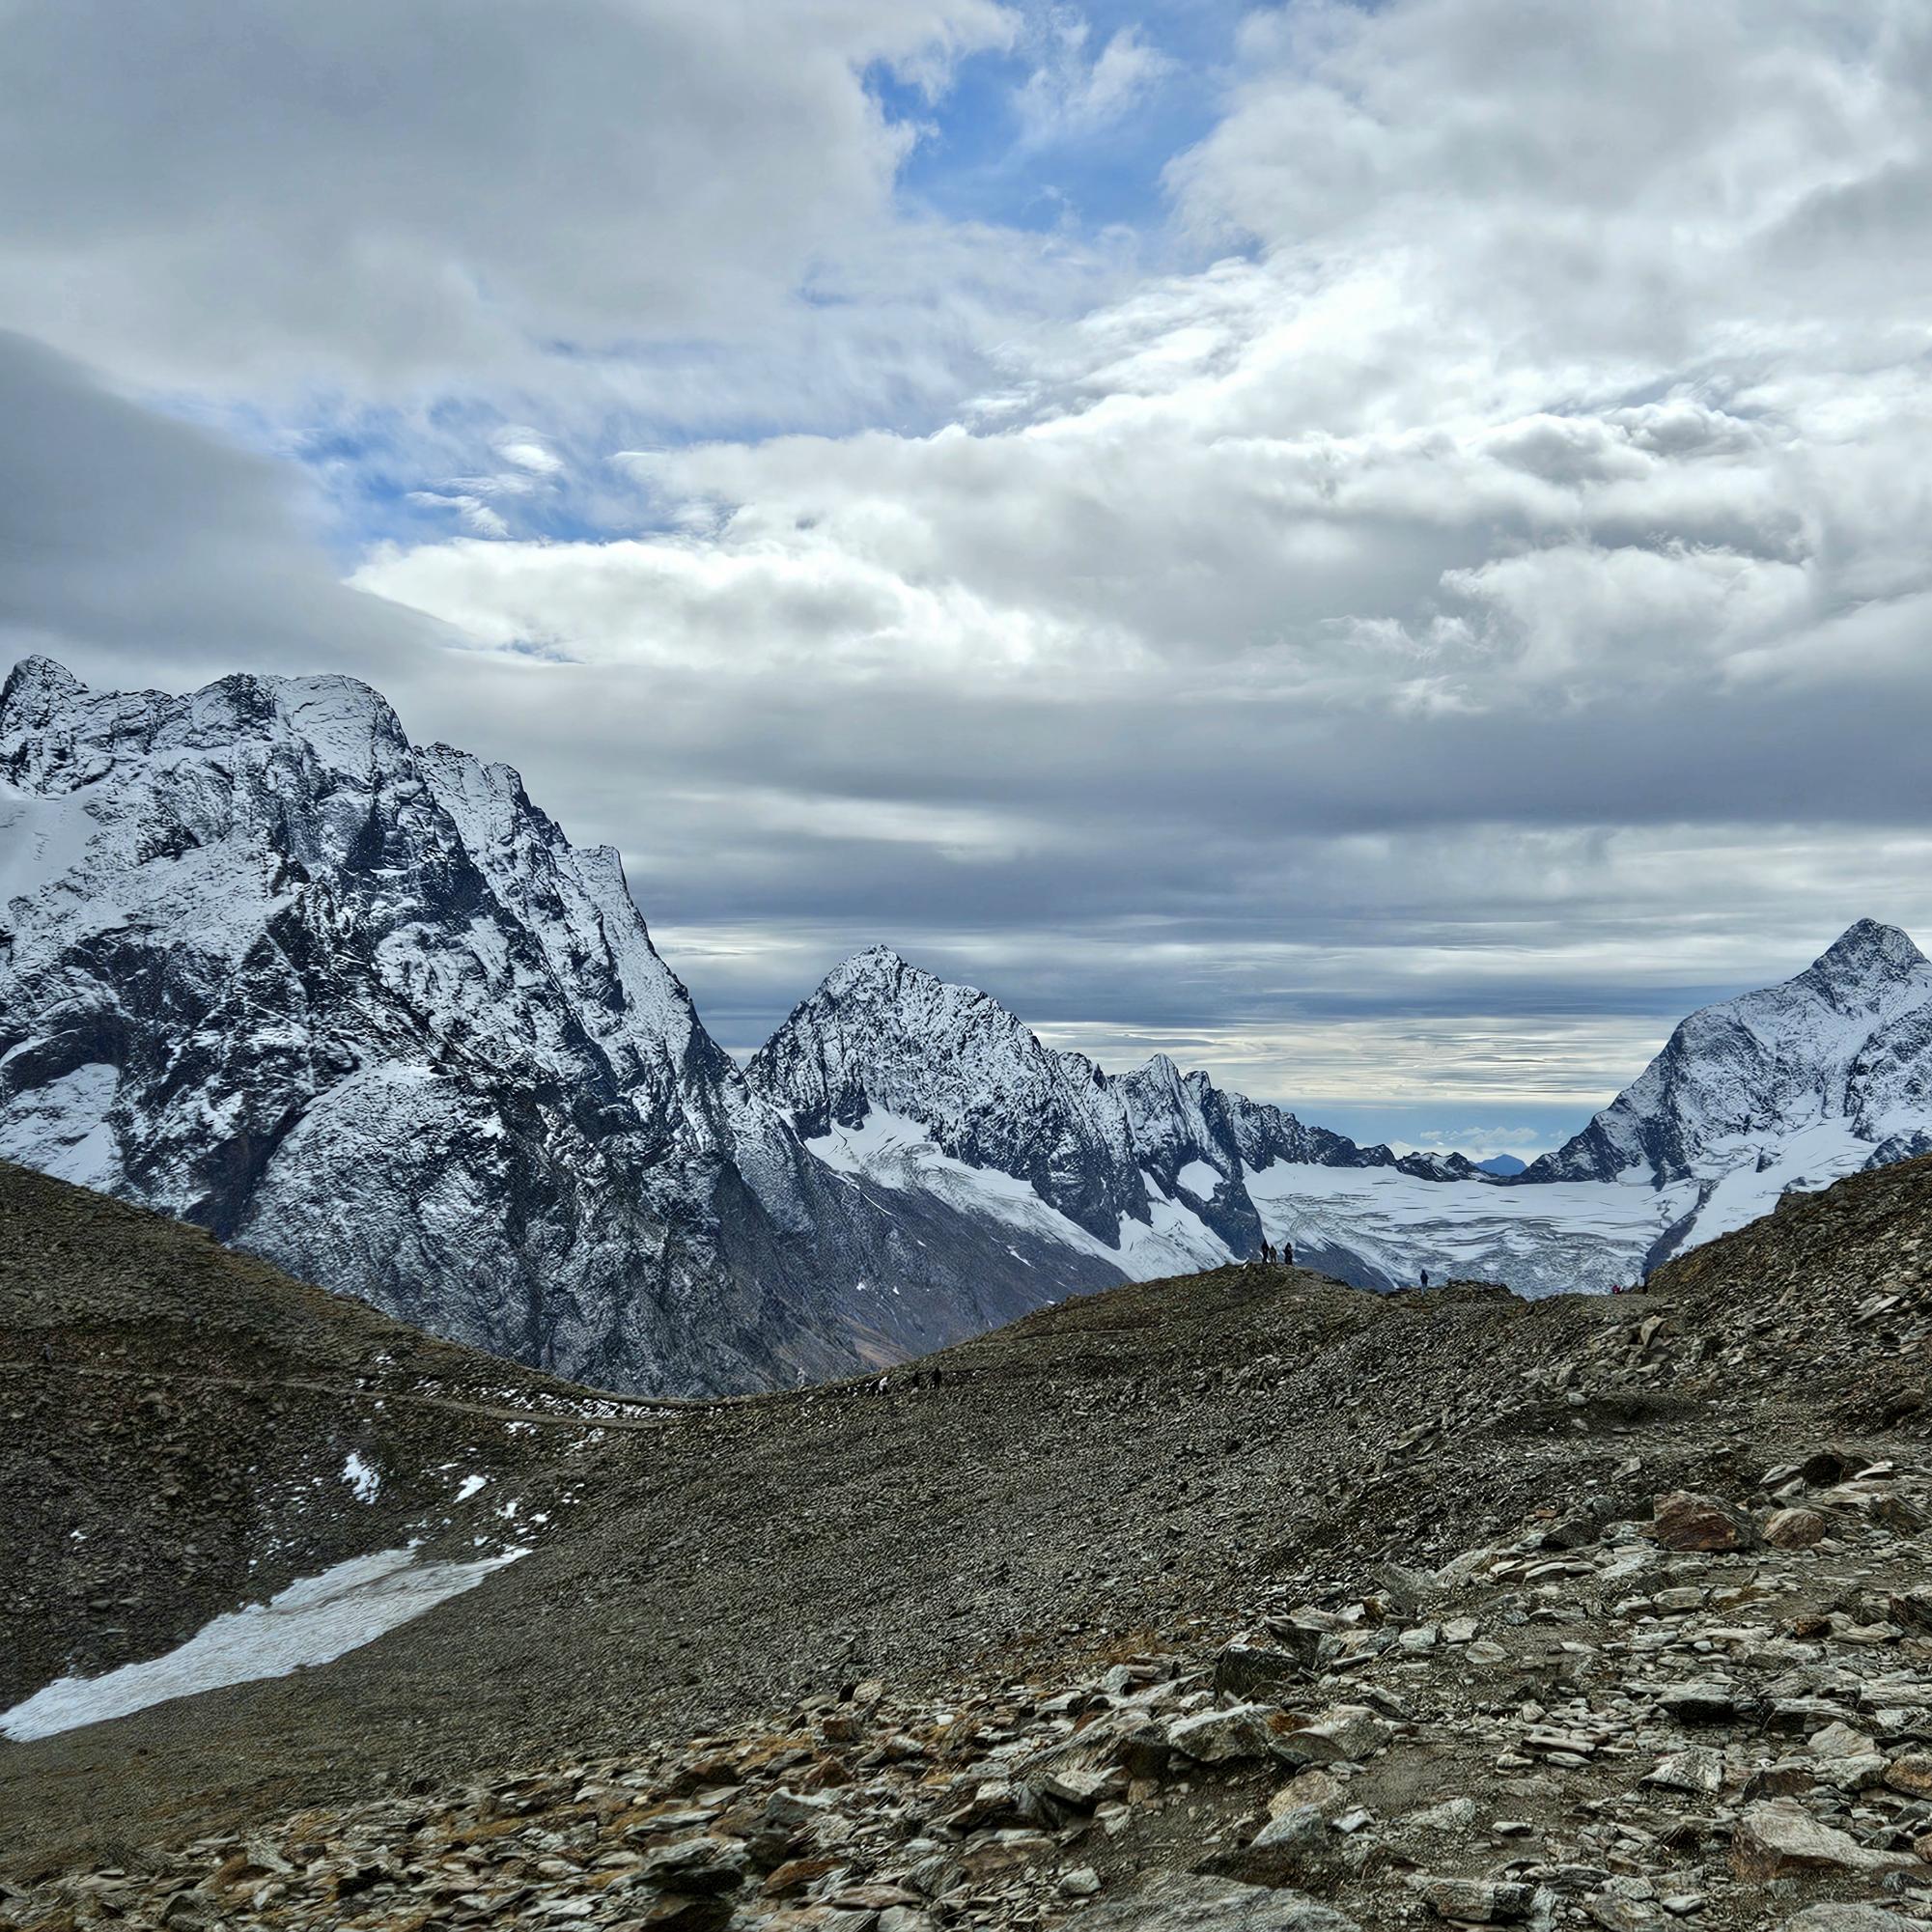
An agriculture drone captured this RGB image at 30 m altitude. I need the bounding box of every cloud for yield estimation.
[406,492,514,540]
[1015,13,1177,144]
[6,0,1932,1138]
[492,434,564,478]
[0,330,441,682]
[336,0,1932,1118]
[0,0,1017,389]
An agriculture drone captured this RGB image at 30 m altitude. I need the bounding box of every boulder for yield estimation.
[1659,1681,1745,1725]
[635,1897,734,1932]
[1404,1796,1479,1832]
[1271,1769,1345,1818]
[1412,1875,1536,1921]
[1781,1909,1922,1932]
[1168,1703,1284,1765]
[1883,1752,1932,1797]
[1205,1805,1341,1890]
[1271,1705,1392,1768]
[1653,1492,1755,1553]
[1645,1747,1722,1795]
[636,1838,747,1896]
[1763,1507,1829,1549]
[1809,1722,1875,1757]
[1729,1800,1920,1881]
[1216,1638,1312,1702]
[1037,1766,1125,1810]
[1813,1753,1890,1792]
[1889,1586,1932,1633]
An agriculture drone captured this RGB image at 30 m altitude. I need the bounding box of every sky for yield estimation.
[2,0,1928,1160]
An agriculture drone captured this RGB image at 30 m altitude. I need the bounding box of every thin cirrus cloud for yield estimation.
[2,0,1929,1153]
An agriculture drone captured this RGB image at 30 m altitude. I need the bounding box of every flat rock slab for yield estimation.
[1782,1908,1925,1932]
[1731,1800,1919,1880]
[1061,1871,1361,1930]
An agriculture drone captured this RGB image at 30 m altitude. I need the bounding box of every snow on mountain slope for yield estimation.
[804,1108,1234,1280]
[1527,920,1932,1254]
[0,658,1080,1394]
[748,946,1411,1277]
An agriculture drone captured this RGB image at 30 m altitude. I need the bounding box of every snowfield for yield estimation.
[1243,1162,1692,1297]
[0,1546,526,1743]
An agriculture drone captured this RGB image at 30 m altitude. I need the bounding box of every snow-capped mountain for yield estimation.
[7,654,1929,1390]
[0,658,1106,1394]
[746,943,1401,1266]
[749,924,1932,1301]
[746,945,1521,1291]
[1526,918,1932,1244]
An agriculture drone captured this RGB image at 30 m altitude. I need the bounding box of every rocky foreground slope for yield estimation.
[3,1156,1932,1929]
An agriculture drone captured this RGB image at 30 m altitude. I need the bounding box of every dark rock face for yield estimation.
[0,658,1088,1394]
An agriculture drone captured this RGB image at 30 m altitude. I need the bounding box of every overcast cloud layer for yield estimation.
[1,0,1925,1156]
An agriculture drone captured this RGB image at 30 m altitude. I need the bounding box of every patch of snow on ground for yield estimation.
[1176,1159,1221,1198]
[341,1452,379,1502]
[0,1546,526,1742]
[453,1474,489,1502]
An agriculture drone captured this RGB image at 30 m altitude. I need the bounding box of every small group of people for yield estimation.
[1254,1238,1295,1267]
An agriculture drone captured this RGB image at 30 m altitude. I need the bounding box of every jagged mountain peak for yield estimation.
[1806,917,1928,991]
[1,653,414,799]
[752,947,1073,1128]
[748,950,1405,1271]
[2,652,87,710]
[3,658,1083,1395]
[1529,918,1932,1210]
[817,942,934,997]
[2,652,402,736]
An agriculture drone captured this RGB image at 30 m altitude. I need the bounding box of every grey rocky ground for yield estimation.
[3,1157,1930,1930]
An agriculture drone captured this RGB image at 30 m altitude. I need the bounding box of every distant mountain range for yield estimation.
[4,654,1928,1392]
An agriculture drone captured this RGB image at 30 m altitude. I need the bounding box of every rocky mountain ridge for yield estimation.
[0,657,1102,1396]
[753,923,1932,1302]
[746,944,1464,1267]
[6,652,1932,1393]
[1531,919,1932,1191]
